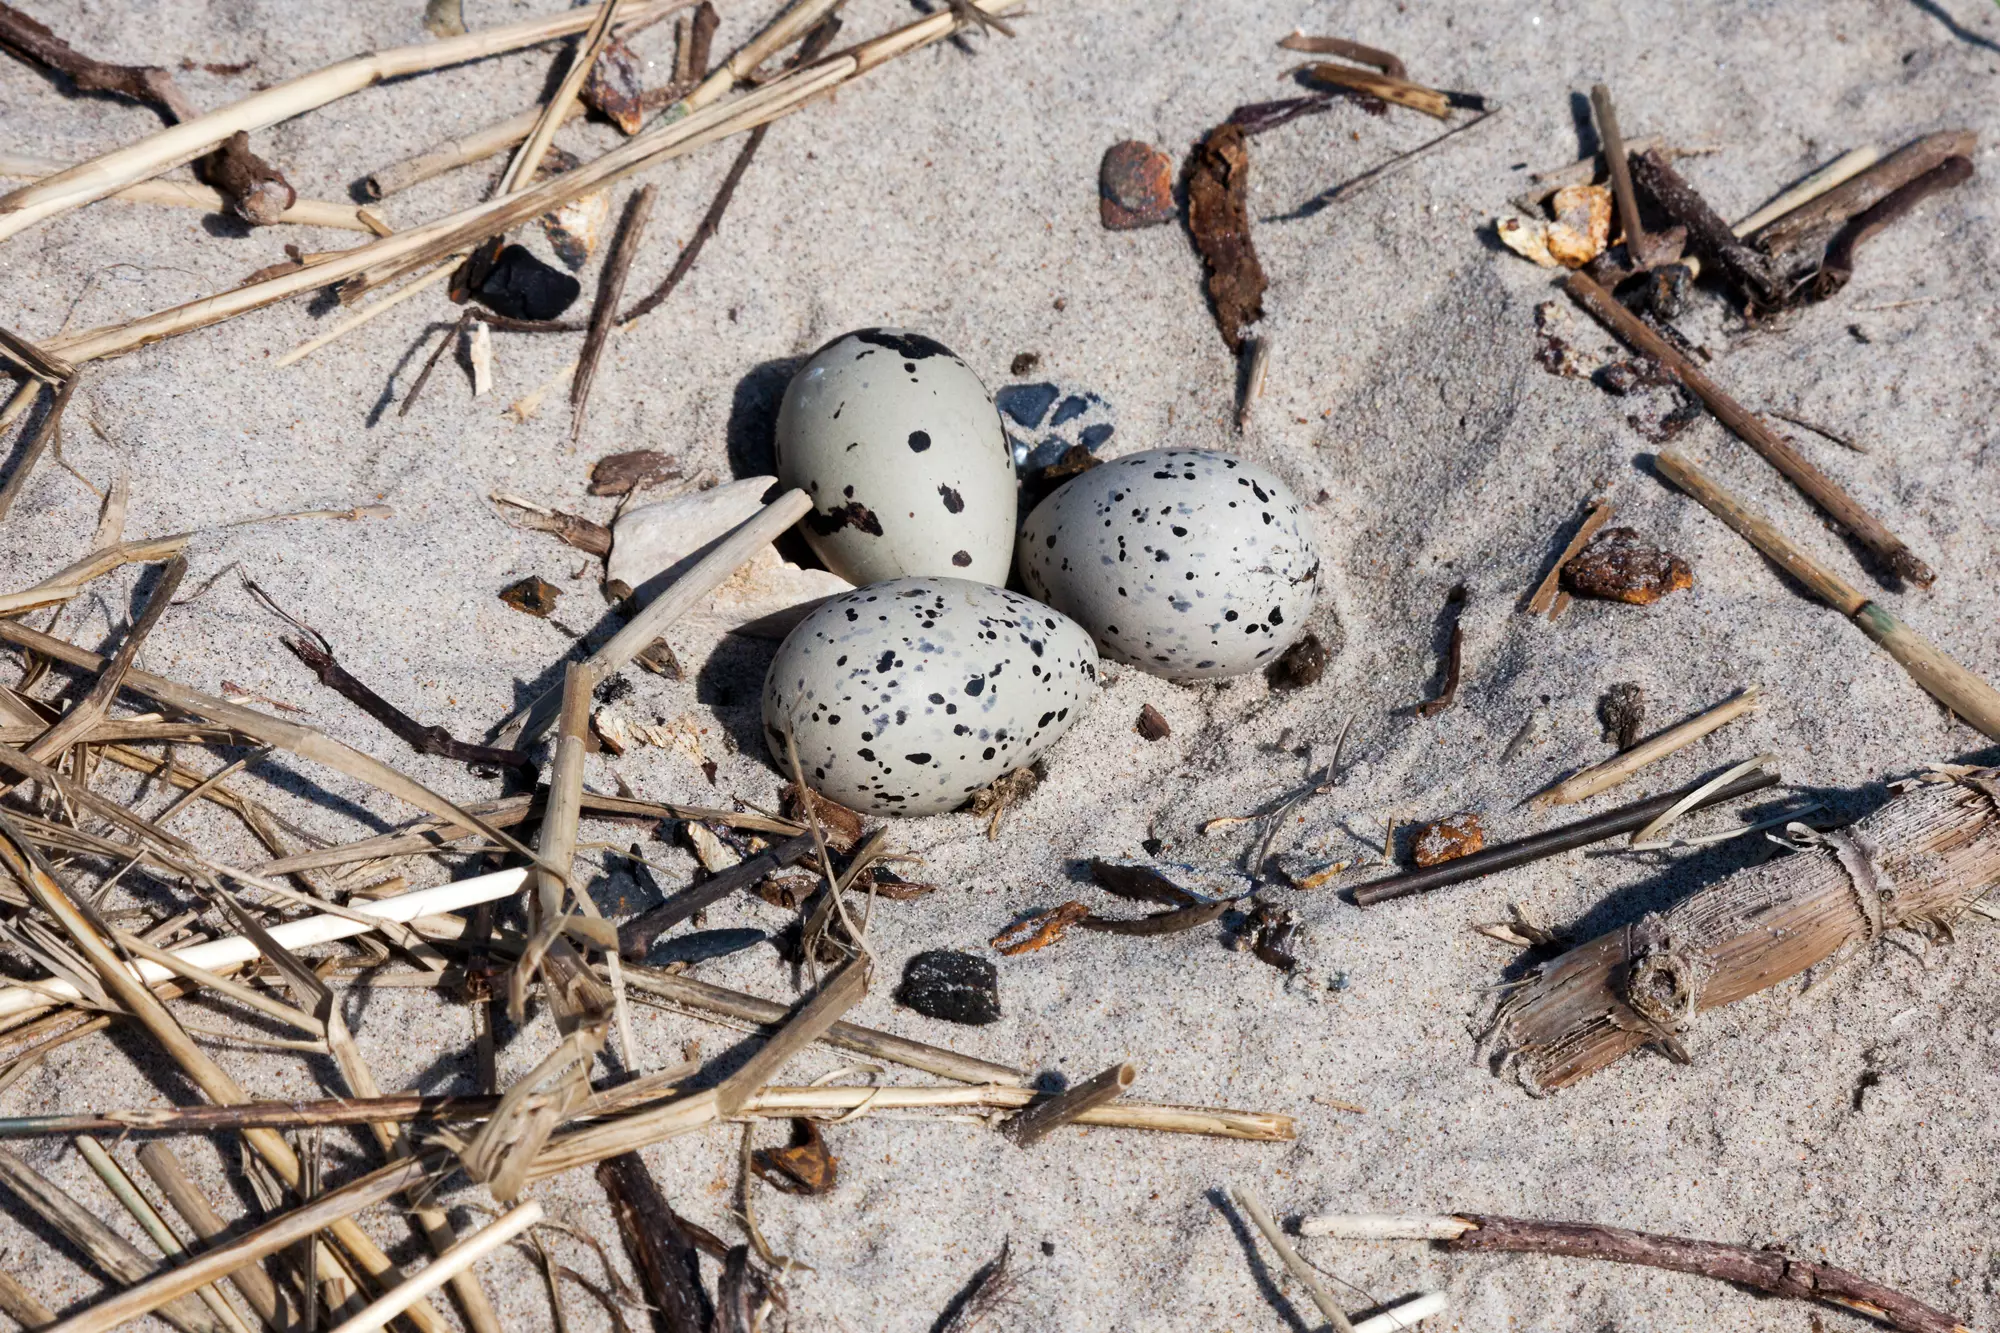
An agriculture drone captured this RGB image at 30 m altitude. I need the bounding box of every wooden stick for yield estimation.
[327,1202,541,1333]
[502,488,811,743]
[1628,150,1780,306]
[1276,33,1406,77]
[0,619,548,865]
[0,326,72,382]
[1229,1182,1355,1333]
[0,152,382,231]
[1354,768,1779,904]
[1300,1215,1475,1239]
[73,1138,253,1333]
[34,1157,436,1333]
[570,184,656,440]
[1750,129,1977,261]
[1812,155,1973,301]
[595,1156,711,1333]
[1448,1215,1969,1333]
[496,0,626,196]
[1351,1293,1449,1333]
[0,1145,228,1333]
[1295,63,1449,118]
[0,0,686,242]
[363,107,554,200]
[1656,451,2000,739]
[0,1271,53,1329]
[1565,270,1933,586]
[711,957,869,1116]
[136,1143,287,1333]
[273,263,455,368]
[1732,145,1880,237]
[616,832,817,957]
[1531,688,1760,808]
[1525,496,1613,616]
[1588,84,1653,266]
[1008,1062,1135,1146]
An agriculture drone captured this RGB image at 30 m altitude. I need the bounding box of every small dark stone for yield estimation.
[1265,631,1327,690]
[896,949,1000,1026]
[1099,139,1175,229]
[475,244,582,321]
[593,675,635,705]
[589,449,681,496]
[1010,352,1041,376]
[1599,682,1647,750]
[1040,1241,1057,1257]
[996,382,1061,428]
[1645,262,1693,320]
[498,576,560,617]
[1135,703,1171,740]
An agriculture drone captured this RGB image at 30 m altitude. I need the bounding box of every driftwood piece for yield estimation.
[1489,768,2000,1093]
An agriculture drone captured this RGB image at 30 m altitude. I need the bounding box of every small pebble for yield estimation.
[589,449,682,496]
[1098,139,1175,229]
[896,950,1001,1026]
[1010,352,1041,376]
[1599,682,1647,749]
[498,575,560,617]
[1135,703,1172,740]
[1412,813,1484,867]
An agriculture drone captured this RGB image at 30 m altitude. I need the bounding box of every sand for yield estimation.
[1,0,1998,1328]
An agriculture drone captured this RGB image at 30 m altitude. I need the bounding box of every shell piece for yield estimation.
[1017,449,1320,681]
[607,476,775,599]
[762,577,1098,817]
[775,329,1017,587]
[1546,183,1612,267]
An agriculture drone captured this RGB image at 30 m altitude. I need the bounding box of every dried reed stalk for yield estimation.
[0,374,75,524]
[1732,145,1880,237]
[73,1137,253,1333]
[32,1156,436,1333]
[1229,1182,1355,1333]
[1008,1062,1134,1146]
[0,619,550,868]
[1530,687,1761,808]
[711,956,869,1116]
[0,153,385,231]
[21,553,184,761]
[1750,130,1977,263]
[0,0,687,241]
[0,1144,229,1333]
[1490,767,2000,1092]
[136,1143,288,1333]
[38,0,1019,364]
[0,824,451,1332]
[497,0,626,195]
[325,1202,541,1333]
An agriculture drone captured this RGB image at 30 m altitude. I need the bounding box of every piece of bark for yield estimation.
[589,449,682,496]
[780,782,864,853]
[1598,682,1646,750]
[751,1119,837,1194]
[1295,62,1449,118]
[0,3,292,224]
[1628,150,1779,309]
[596,1154,713,1333]
[507,506,612,557]
[1184,123,1265,352]
[1560,527,1692,605]
[582,37,646,134]
[1488,767,2000,1093]
[499,576,561,616]
[1266,631,1327,689]
[1135,703,1171,740]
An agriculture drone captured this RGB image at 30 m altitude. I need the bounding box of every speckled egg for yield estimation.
[775,329,1017,586]
[1016,449,1320,681]
[762,578,1098,816]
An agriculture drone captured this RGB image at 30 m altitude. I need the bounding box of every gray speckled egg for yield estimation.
[1016,449,1320,680]
[775,329,1016,586]
[762,577,1098,816]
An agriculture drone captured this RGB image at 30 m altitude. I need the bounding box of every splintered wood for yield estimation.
[1489,768,2000,1093]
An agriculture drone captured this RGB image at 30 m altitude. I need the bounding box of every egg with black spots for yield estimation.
[1017,449,1320,680]
[776,329,1016,586]
[763,577,1098,816]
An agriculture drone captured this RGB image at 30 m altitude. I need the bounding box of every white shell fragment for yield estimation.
[607,476,776,600]
[1017,448,1319,681]
[762,577,1098,816]
[775,328,1016,586]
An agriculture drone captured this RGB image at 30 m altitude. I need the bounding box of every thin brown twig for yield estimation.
[1008,1062,1135,1146]
[281,634,531,770]
[1415,584,1467,717]
[571,184,658,441]
[399,311,473,419]
[596,1154,712,1333]
[1525,497,1614,617]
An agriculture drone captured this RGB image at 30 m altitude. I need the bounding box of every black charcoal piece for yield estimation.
[476,244,582,320]
[896,949,1000,1026]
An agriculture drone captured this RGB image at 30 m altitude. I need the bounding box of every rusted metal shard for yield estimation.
[1488,768,2000,1093]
